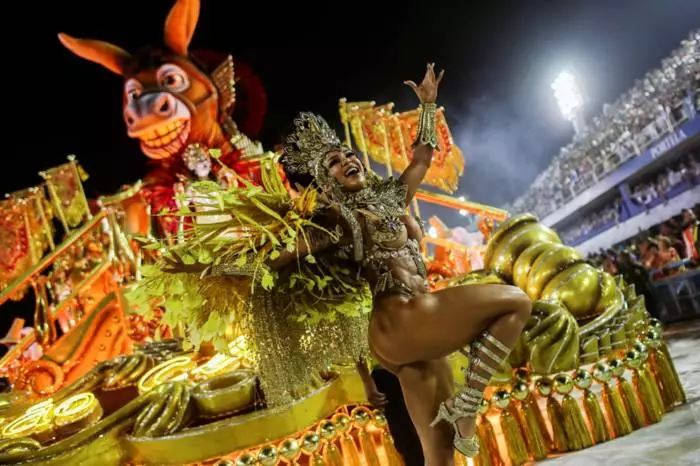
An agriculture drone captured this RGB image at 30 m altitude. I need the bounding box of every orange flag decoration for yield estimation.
[40,155,91,231]
[339,99,465,193]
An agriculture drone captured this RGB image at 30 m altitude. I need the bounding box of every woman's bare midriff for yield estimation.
[366,254,429,373]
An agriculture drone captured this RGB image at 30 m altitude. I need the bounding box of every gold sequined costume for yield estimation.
[127,154,374,406]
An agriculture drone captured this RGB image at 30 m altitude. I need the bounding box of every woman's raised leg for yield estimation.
[369,283,532,457]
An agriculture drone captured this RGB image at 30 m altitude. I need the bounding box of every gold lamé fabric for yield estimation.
[249,292,369,407]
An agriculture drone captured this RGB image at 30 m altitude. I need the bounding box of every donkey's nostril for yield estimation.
[159,99,170,114]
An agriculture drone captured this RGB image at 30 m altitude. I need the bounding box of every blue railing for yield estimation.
[653,268,700,323]
[566,175,700,246]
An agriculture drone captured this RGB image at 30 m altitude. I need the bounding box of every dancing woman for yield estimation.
[133,64,532,464]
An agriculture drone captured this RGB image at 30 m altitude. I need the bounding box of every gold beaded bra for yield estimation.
[334,177,427,299]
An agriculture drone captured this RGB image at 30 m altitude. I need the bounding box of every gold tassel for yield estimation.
[380,430,403,466]
[634,365,663,424]
[515,398,549,460]
[546,396,569,452]
[602,382,632,437]
[311,454,326,465]
[653,348,681,407]
[560,395,594,450]
[478,415,505,466]
[616,377,646,430]
[324,443,343,466]
[499,407,529,466]
[358,429,380,466]
[340,434,362,465]
[651,347,685,407]
[583,389,609,444]
[660,343,686,403]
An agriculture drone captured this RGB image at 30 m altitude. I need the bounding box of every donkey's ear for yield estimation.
[58,33,132,76]
[164,0,200,56]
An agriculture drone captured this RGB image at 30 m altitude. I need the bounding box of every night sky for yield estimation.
[4,0,699,210]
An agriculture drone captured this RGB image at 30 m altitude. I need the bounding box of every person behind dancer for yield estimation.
[357,360,425,465]
[161,64,532,463]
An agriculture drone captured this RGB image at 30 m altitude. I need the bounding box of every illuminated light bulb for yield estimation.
[458,196,468,216]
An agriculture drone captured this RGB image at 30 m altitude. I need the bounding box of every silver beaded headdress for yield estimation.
[281,112,344,182]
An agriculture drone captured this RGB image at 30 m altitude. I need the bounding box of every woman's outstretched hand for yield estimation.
[404,63,445,104]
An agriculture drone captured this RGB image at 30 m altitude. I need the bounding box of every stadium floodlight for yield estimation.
[552,71,584,121]
[552,71,587,133]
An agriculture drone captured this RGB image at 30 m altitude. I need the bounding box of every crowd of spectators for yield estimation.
[588,204,699,282]
[630,153,700,207]
[558,153,700,244]
[559,197,622,244]
[505,30,699,219]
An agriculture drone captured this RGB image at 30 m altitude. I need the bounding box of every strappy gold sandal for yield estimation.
[431,330,511,458]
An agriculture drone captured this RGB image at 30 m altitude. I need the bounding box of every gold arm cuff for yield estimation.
[412,103,440,150]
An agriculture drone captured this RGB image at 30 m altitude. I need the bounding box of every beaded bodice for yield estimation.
[334,177,427,298]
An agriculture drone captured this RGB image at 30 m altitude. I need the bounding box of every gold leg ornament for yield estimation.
[431,330,511,457]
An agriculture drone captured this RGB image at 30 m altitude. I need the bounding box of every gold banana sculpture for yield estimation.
[477,213,646,374]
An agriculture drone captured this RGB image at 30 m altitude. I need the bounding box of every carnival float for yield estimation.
[0,0,686,464]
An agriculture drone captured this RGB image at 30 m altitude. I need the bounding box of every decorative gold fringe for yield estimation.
[340,434,362,465]
[477,415,505,466]
[651,347,685,408]
[358,429,380,466]
[311,453,326,465]
[324,443,343,466]
[499,408,529,466]
[583,389,609,444]
[602,382,632,438]
[380,430,403,466]
[546,396,569,453]
[560,395,594,450]
[634,365,664,424]
[515,397,549,460]
[617,377,646,430]
[652,345,686,411]
[661,343,686,404]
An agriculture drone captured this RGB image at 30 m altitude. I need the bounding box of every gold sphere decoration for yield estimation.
[491,389,511,410]
[592,362,612,383]
[633,340,649,362]
[511,381,530,401]
[513,367,530,382]
[215,460,234,466]
[573,369,593,390]
[648,318,663,332]
[352,408,370,426]
[333,414,351,432]
[535,377,553,397]
[478,398,489,415]
[624,350,642,370]
[279,438,300,460]
[234,454,255,466]
[553,373,574,395]
[319,420,336,440]
[258,445,278,466]
[644,328,662,349]
[302,432,321,454]
[372,409,387,427]
[608,358,625,377]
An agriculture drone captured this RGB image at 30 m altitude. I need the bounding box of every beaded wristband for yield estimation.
[413,103,440,150]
